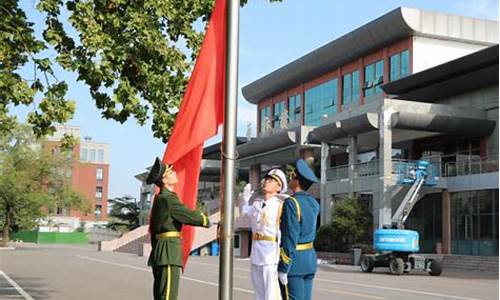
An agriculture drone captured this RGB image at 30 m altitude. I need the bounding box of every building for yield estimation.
[44,125,110,230]
[237,7,498,256]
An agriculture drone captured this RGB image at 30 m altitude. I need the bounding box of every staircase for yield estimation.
[99,212,220,256]
[442,255,499,272]
[99,225,149,252]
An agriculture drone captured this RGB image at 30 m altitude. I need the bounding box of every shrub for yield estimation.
[315,196,373,252]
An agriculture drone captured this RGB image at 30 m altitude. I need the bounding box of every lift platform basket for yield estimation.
[373,229,419,252]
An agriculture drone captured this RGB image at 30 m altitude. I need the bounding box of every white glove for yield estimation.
[239,183,253,203]
[278,272,288,285]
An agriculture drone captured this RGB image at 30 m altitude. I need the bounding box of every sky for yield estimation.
[16,0,499,202]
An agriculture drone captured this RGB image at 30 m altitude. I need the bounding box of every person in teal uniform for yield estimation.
[146,157,210,300]
[278,159,320,300]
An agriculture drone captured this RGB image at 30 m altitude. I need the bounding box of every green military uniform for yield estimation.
[146,158,209,300]
[148,188,208,300]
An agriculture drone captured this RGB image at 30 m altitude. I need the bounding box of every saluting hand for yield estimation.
[239,183,253,203]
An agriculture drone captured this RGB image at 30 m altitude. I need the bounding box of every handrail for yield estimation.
[326,155,499,181]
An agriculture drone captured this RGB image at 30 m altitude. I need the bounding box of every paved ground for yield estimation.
[0,243,498,300]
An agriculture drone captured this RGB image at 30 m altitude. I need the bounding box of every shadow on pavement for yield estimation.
[318,264,499,280]
[2,275,54,299]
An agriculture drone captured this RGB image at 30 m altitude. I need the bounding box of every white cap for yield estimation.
[265,169,287,194]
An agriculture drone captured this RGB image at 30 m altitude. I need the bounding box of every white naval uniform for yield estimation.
[240,194,283,300]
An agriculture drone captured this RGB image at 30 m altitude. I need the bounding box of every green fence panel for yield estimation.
[11,231,88,244]
[54,232,88,244]
[37,232,88,244]
[11,231,38,243]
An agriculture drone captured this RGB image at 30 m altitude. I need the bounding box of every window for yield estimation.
[342,70,360,106]
[95,205,102,219]
[452,190,498,241]
[304,78,337,126]
[288,94,301,126]
[259,106,271,133]
[96,168,103,180]
[89,149,96,162]
[364,60,384,97]
[273,101,285,129]
[234,234,240,249]
[96,186,103,199]
[80,148,88,162]
[97,149,104,162]
[390,49,410,81]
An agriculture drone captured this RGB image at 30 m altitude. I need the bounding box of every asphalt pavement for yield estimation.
[0,243,498,300]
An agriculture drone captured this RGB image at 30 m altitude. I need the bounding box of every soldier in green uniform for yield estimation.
[146,157,210,300]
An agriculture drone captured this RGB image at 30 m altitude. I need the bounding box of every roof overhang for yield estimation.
[308,113,379,144]
[308,98,496,144]
[242,7,498,104]
[382,45,499,101]
[236,126,318,166]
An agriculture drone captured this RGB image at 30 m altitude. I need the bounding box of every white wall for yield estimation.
[412,36,488,73]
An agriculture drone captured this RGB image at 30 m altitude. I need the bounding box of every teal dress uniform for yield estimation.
[279,159,320,300]
[146,158,209,300]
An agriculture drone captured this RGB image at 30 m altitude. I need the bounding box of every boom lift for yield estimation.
[360,160,443,276]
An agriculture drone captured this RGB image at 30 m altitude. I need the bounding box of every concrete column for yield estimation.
[348,135,358,197]
[375,103,393,228]
[442,190,452,254]
[320,142,331,225]
[249,164,261,189]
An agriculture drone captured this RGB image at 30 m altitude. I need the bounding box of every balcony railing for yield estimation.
[326,156,498,182]
[443,155,499,177]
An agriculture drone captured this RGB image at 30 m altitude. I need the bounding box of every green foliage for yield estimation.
[331,197,373,250]
[107,196,140,232]
[315,196,373,252]
[314,224,337,252]
[0,0,75,137]
[36,0,282,142]
[0,124,90,246]
[3,0,283,141]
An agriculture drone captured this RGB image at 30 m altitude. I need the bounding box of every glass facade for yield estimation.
[451,190,498,256]
[259,106,271,133]
[288,94,301,126]
[304,78,337,126]
[390,49,410,81]
[405,193,442,253]
[342,70,360,106]
[364,60,384,97]
[273,100,285,129]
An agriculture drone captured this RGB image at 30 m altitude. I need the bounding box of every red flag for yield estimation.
[162,0,226,270]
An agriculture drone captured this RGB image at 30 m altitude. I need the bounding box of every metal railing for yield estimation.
[443,155,499,177]
[325,155,498,182]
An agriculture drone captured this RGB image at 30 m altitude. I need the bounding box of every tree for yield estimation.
[3,0,281,141]
[314,196,373,252]
[107,195,140,232]
[1,0,76,137]
[330,197,373,251]
[36,0,281,142]
[0,124,90,246]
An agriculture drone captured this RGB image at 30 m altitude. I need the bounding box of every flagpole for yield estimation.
[219,0,239,299]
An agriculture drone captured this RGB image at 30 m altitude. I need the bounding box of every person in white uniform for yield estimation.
[239,168,288,300]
